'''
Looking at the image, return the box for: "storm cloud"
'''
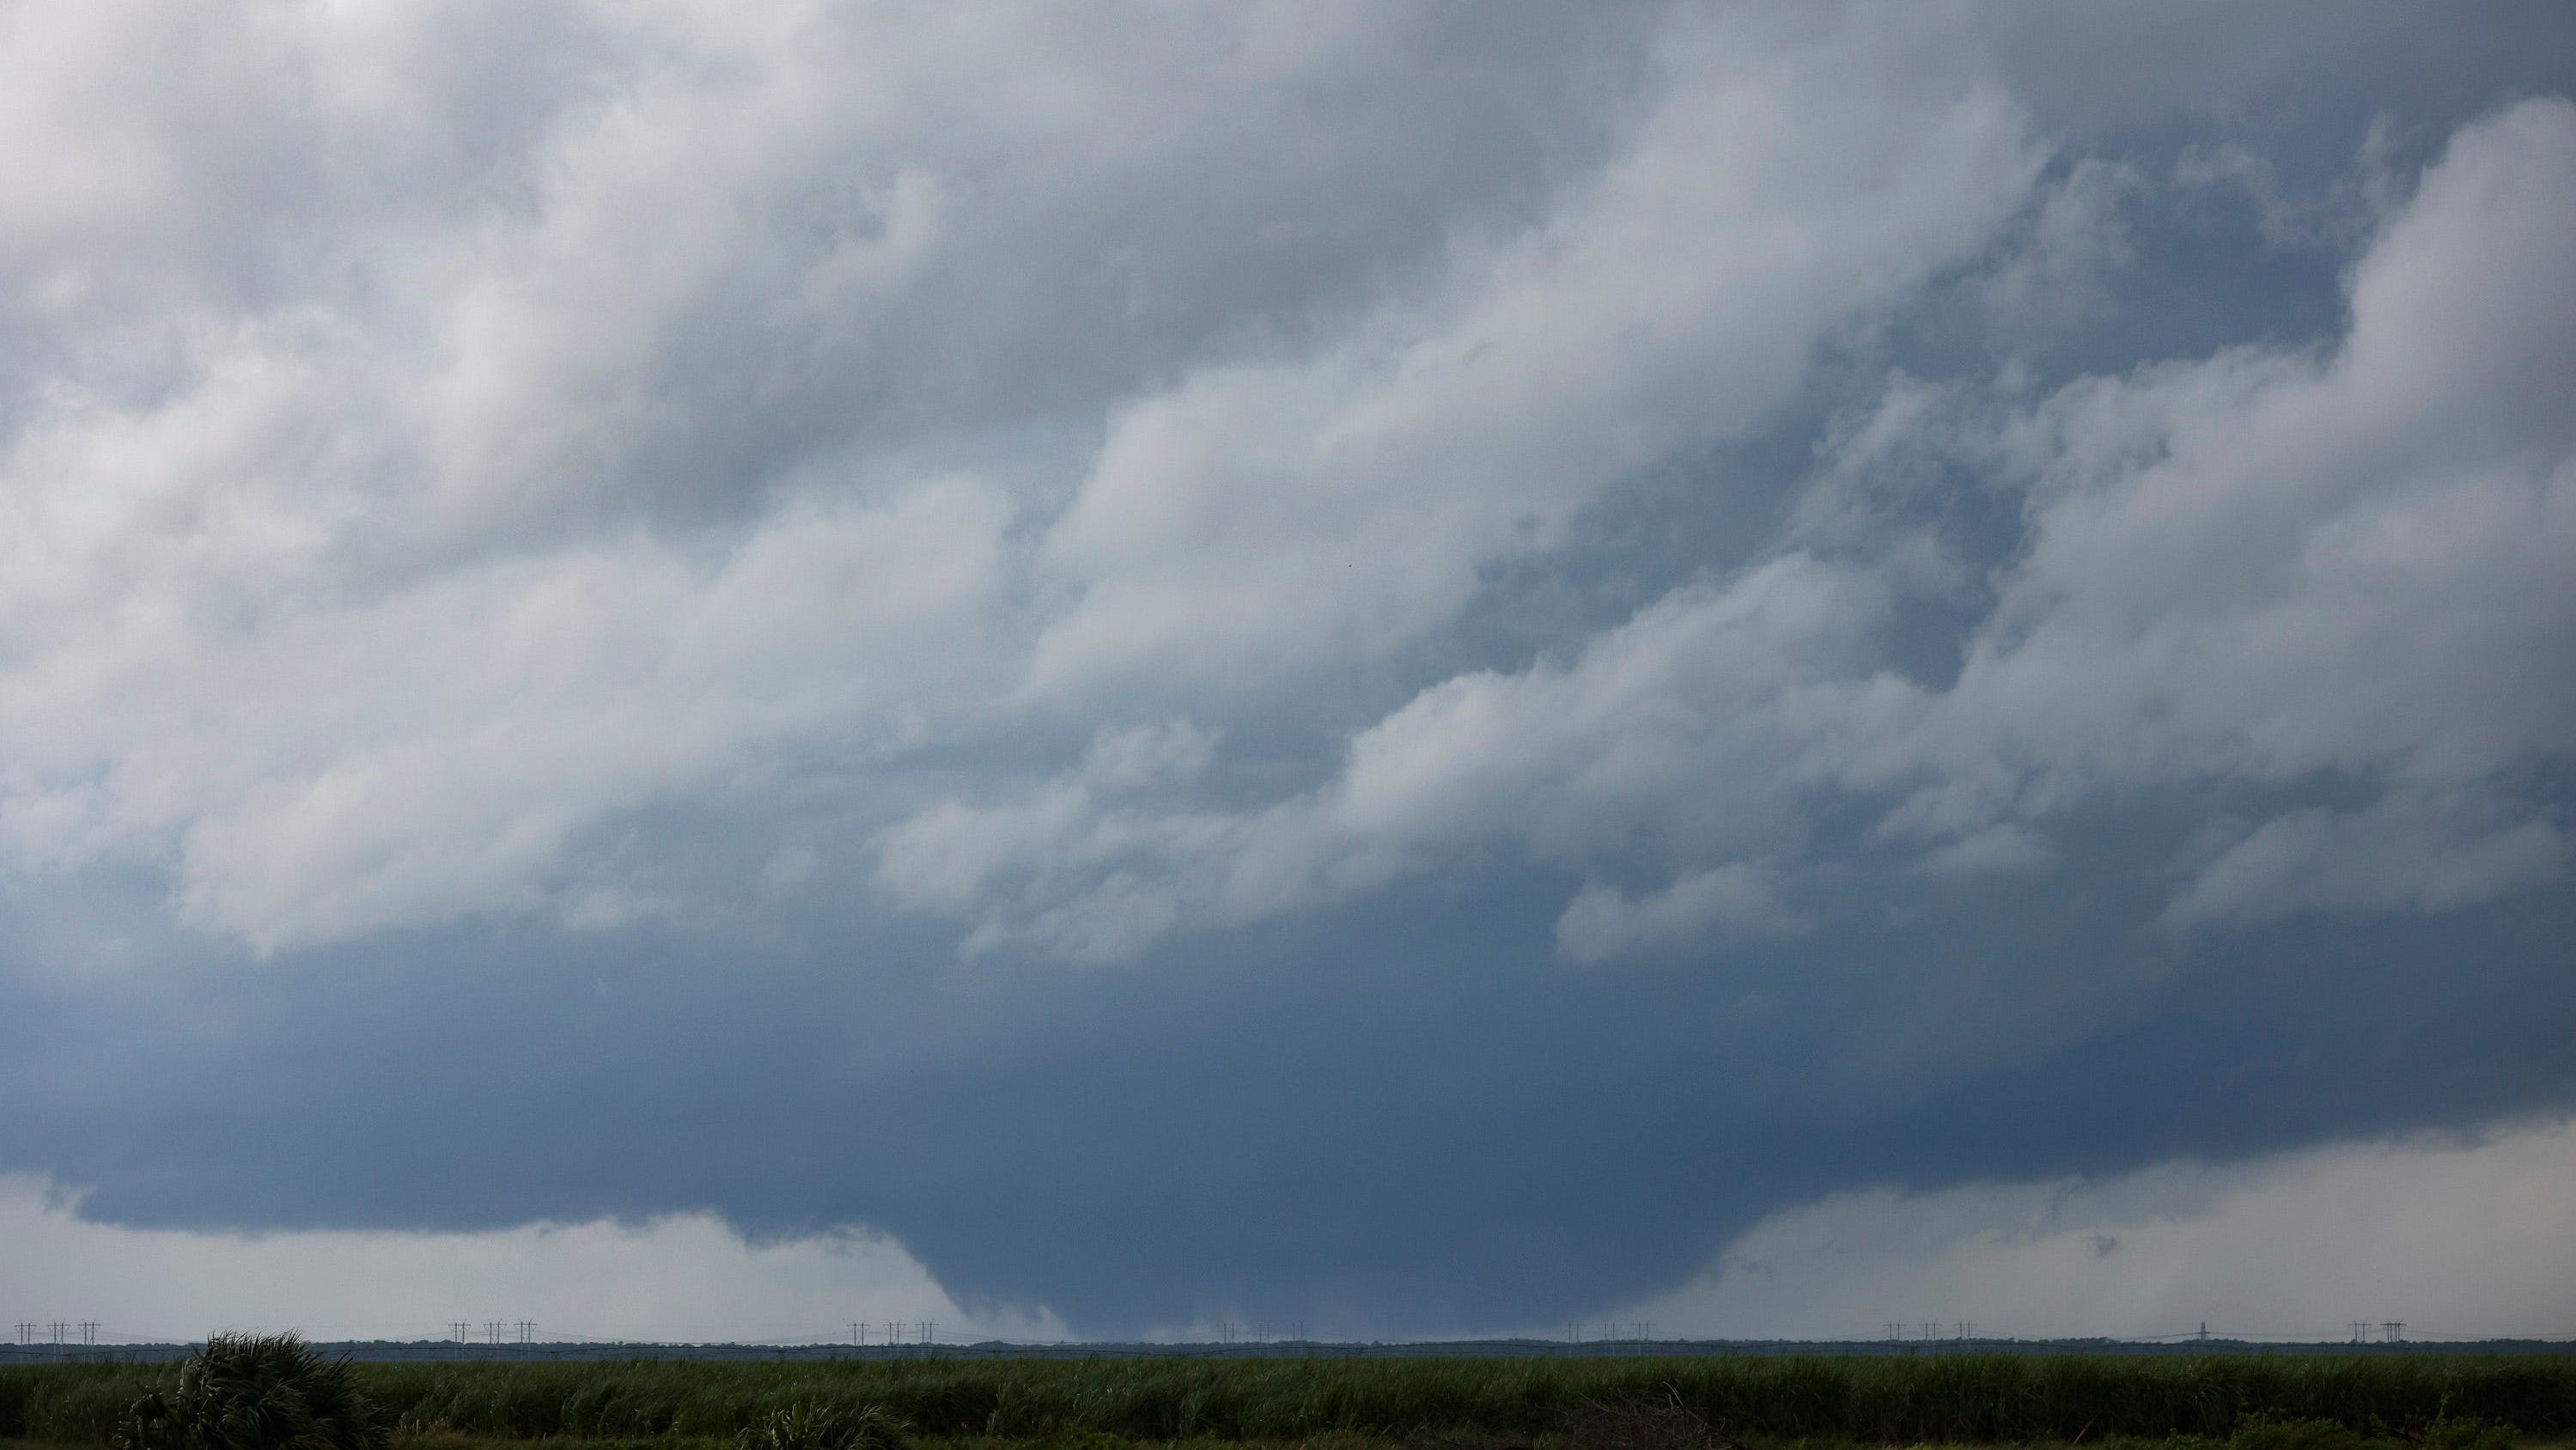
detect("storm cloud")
[2,0,2572,1340]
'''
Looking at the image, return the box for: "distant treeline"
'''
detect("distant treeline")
[6,1353,2575,1445]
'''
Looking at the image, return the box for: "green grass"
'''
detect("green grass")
[7,1356,2574,1448]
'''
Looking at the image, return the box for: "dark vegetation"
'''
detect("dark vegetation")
[5,1352,2572,1450]
[108,1336,382,1450]
[732,1401,910,1450]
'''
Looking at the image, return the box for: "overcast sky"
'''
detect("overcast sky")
[3,0,2573,1345]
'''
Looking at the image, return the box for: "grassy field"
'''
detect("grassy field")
[7,1355,2574,1448]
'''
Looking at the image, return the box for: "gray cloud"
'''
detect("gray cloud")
[0,0,2570,1338]
[1628,1119,2576,1342]
[876,97,2576,965]
[1026,4,2038,698]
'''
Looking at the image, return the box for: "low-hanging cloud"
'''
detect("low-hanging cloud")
[0,1174,1061,1344]
[1624,1118,2576,1343]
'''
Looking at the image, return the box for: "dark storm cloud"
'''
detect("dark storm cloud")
[7,850,2569,1333]
[1,1,2572,1337]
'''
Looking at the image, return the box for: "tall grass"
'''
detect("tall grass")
[7,1356,2573,1447]
[112,1333,385,1450]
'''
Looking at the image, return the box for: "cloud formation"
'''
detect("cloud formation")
[876,96,2576,965]
[0,1174,1058,1343]
[1628,1118,2576,1343]
[0,1,2571,1339]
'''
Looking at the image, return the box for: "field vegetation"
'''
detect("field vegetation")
[6,1348,2573,1450]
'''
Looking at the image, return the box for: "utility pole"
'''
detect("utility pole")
[1921,1323,1940,1342]
[1957,1323,1974,1342]
[515,1322,534,1344]
[2384,1322,2405,1343]
[50,1323,66,1346]
[1885,1323,1903,1343]
[2350,1322,2370,1344]
[81,1322,98,1347]
[15,1323,31,1347]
